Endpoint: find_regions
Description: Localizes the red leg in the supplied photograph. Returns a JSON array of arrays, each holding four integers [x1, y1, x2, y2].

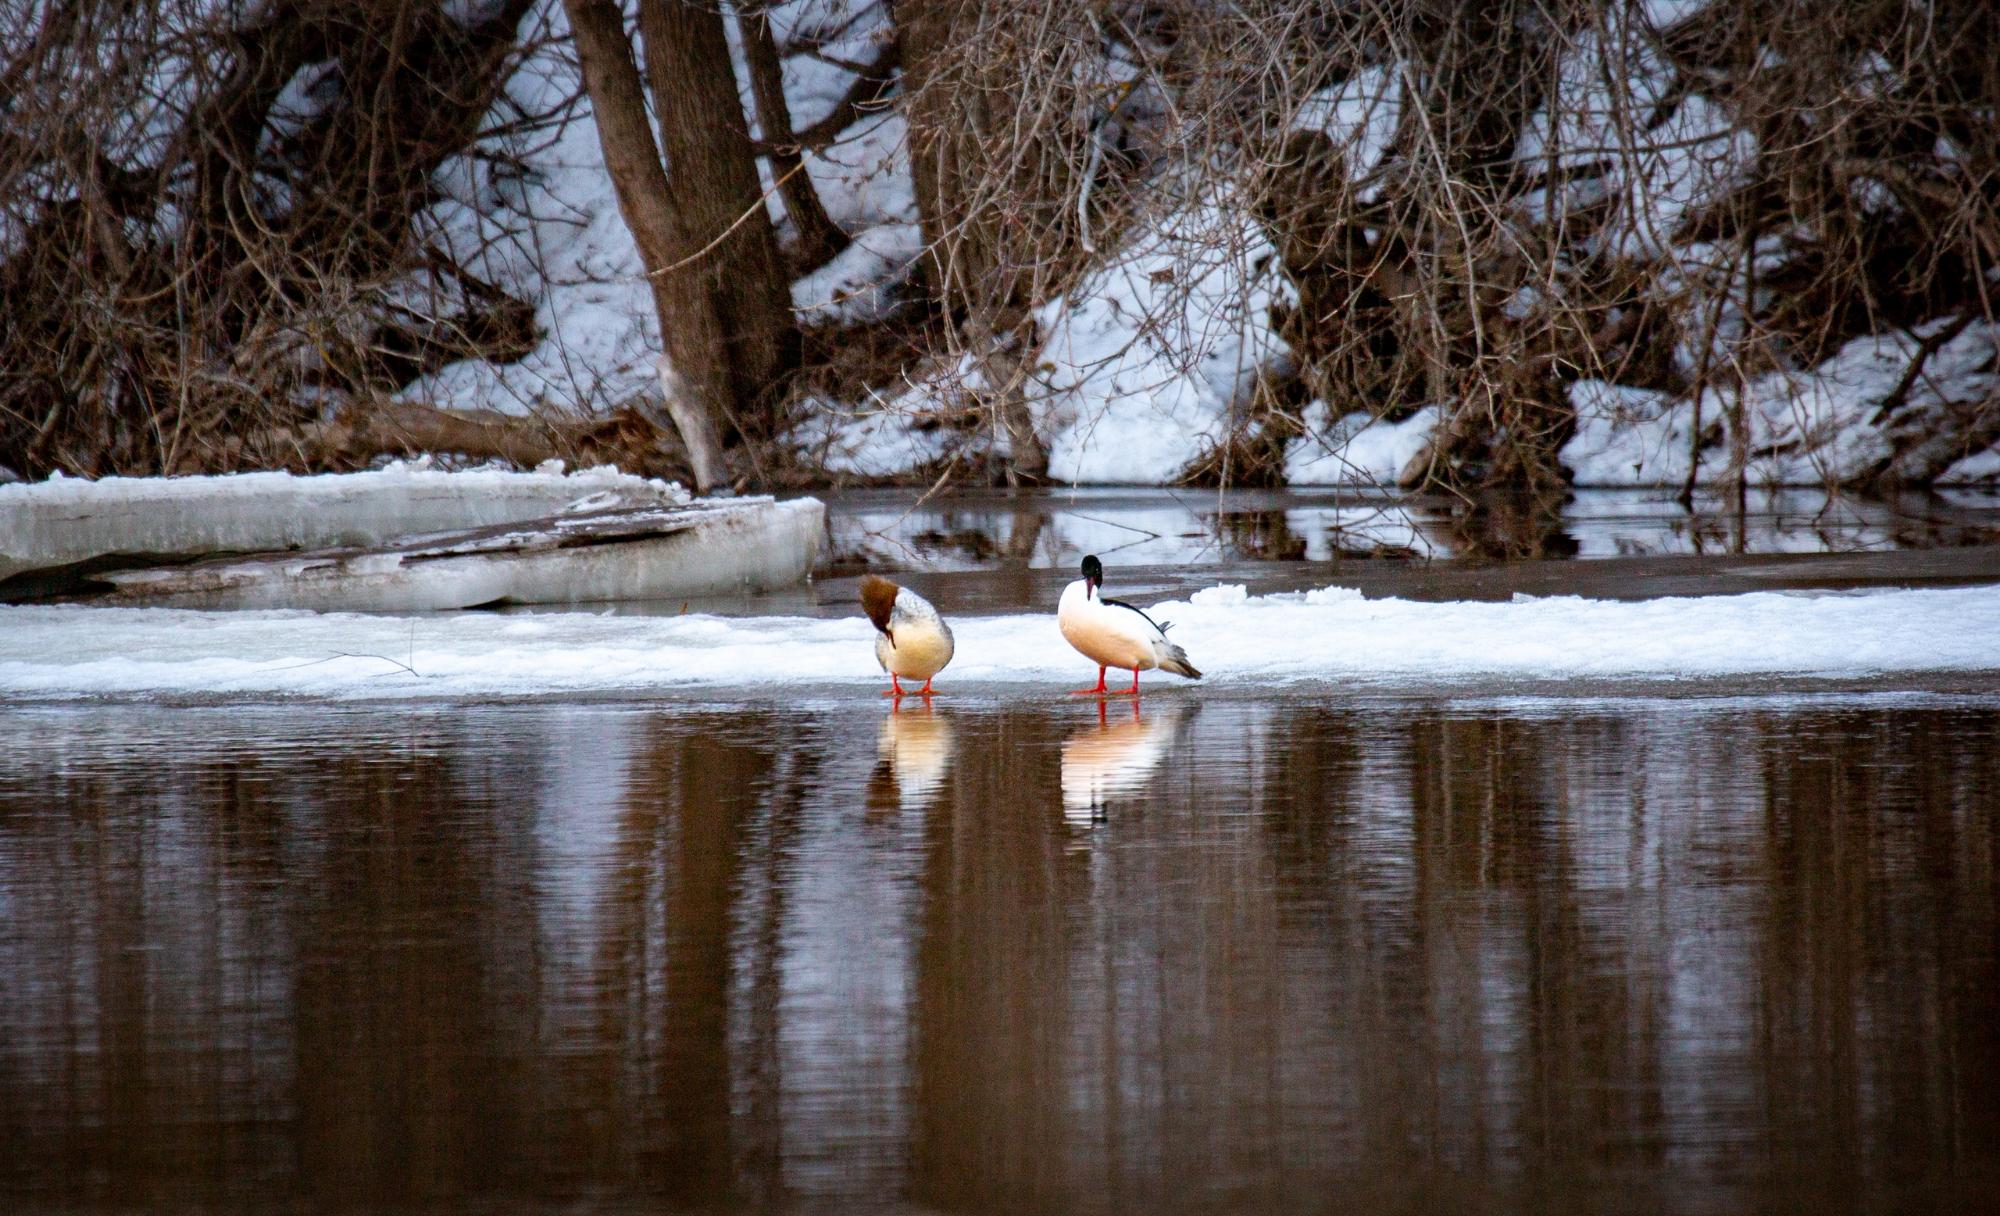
[[882, 674, 905, 697], [1115, 667, 1140, 696], [918, 677, 937, 697], [1069, 665, 1109, 696]]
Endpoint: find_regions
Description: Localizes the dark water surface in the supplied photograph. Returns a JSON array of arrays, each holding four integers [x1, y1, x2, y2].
[[3, 694, 1997, 1213]]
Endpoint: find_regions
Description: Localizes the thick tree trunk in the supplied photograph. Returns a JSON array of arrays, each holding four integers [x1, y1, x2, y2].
[[737, 0, 849, 271], [637, 0, 797, 419], [562, 0, 797, 493], [564, 0, 731, 491]]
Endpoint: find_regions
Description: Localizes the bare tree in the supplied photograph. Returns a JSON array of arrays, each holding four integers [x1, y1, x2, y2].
[[898, 0, 1122, 481], [0, 0, 544, 478], [563, 0, 798, 492]]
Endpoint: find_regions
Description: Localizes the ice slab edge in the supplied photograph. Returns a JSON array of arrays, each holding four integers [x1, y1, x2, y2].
[[91, 497, 826, 612], [0, 463, 691, 582]]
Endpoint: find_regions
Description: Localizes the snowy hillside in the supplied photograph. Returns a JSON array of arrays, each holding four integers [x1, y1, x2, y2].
[[383, 2, 2000, 489]]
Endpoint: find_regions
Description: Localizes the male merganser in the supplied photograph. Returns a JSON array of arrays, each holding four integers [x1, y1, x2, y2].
[[1057, 554, 1200, 696], [861, 574, 955, 697]]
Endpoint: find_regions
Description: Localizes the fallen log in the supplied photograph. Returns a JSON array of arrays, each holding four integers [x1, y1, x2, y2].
[[306, 399, 686, 481]]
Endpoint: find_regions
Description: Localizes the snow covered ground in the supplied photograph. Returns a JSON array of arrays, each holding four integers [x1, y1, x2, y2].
[[4, 582, 1998, 702]]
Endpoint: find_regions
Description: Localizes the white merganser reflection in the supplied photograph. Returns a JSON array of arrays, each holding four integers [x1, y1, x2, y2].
[[1060, 700, 1183, 827]]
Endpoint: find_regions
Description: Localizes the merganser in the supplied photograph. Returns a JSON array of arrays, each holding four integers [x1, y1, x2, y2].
[[861, 574, 955, 697], [1057, 554, 1201, 696]]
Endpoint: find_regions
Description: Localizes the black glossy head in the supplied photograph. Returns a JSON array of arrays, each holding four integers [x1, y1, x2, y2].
[[1081, 554, 1103, 589]]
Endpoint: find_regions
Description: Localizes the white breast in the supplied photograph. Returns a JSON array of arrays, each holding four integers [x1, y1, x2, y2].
[[1057, 579, 1159, 671]]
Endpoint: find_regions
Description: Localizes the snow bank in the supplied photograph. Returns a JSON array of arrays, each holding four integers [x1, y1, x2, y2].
[[1286, 404, 1439, 487], [0, 461, 688, 582], [789, 196, 1297, 484], [5, 582, 1998, 701], [1287, 319, 2000, 492], [1034, 201, 1292, 484], [1517, 10, 1752, 257], [1563, 319, 2000, 487]]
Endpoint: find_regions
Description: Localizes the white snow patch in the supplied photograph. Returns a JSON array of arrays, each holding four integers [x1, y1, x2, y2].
[[1638, 0, 1714, 27], [1286, 403, 1440, 486], [400, 3, 662, 416], [1562, 380, 1691, 487], [1035, 201, 1293, 484], [1518, 20, 1755, 256], [1941, 446, 2000, 484], [801, 111, 916, 232], [1292, 64, 1402, 195], [5, 583, 2000, 701], [1189, 584, 1248, 605], [788, 373, 965, 478]]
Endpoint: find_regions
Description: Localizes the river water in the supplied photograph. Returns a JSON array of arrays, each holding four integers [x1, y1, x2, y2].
[[4, 691, 1996, 1213]]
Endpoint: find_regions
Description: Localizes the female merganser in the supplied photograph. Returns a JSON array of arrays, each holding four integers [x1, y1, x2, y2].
[[861, 574, 955, 697], [1057, 554, 1201, 696]]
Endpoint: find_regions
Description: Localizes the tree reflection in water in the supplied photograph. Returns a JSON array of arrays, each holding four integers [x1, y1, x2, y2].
[[1, 697, 1994, 1211]]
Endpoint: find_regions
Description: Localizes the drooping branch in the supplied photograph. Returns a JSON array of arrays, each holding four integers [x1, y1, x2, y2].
[[786, 42, 900, 152]]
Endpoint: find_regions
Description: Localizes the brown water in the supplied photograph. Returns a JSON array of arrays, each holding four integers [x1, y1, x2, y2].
[[3, 694, 1997, 1214]]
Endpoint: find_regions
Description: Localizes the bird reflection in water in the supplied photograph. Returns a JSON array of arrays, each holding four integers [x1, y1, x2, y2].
[[1060, 699, 1183, 828], [867, 700, 956, 814]]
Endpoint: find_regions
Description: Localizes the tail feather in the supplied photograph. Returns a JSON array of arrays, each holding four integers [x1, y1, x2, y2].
[[1154, 641, 1201, 680]]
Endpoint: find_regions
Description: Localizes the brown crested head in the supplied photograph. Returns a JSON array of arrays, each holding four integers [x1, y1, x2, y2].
[[859, 574, 899, 635]]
